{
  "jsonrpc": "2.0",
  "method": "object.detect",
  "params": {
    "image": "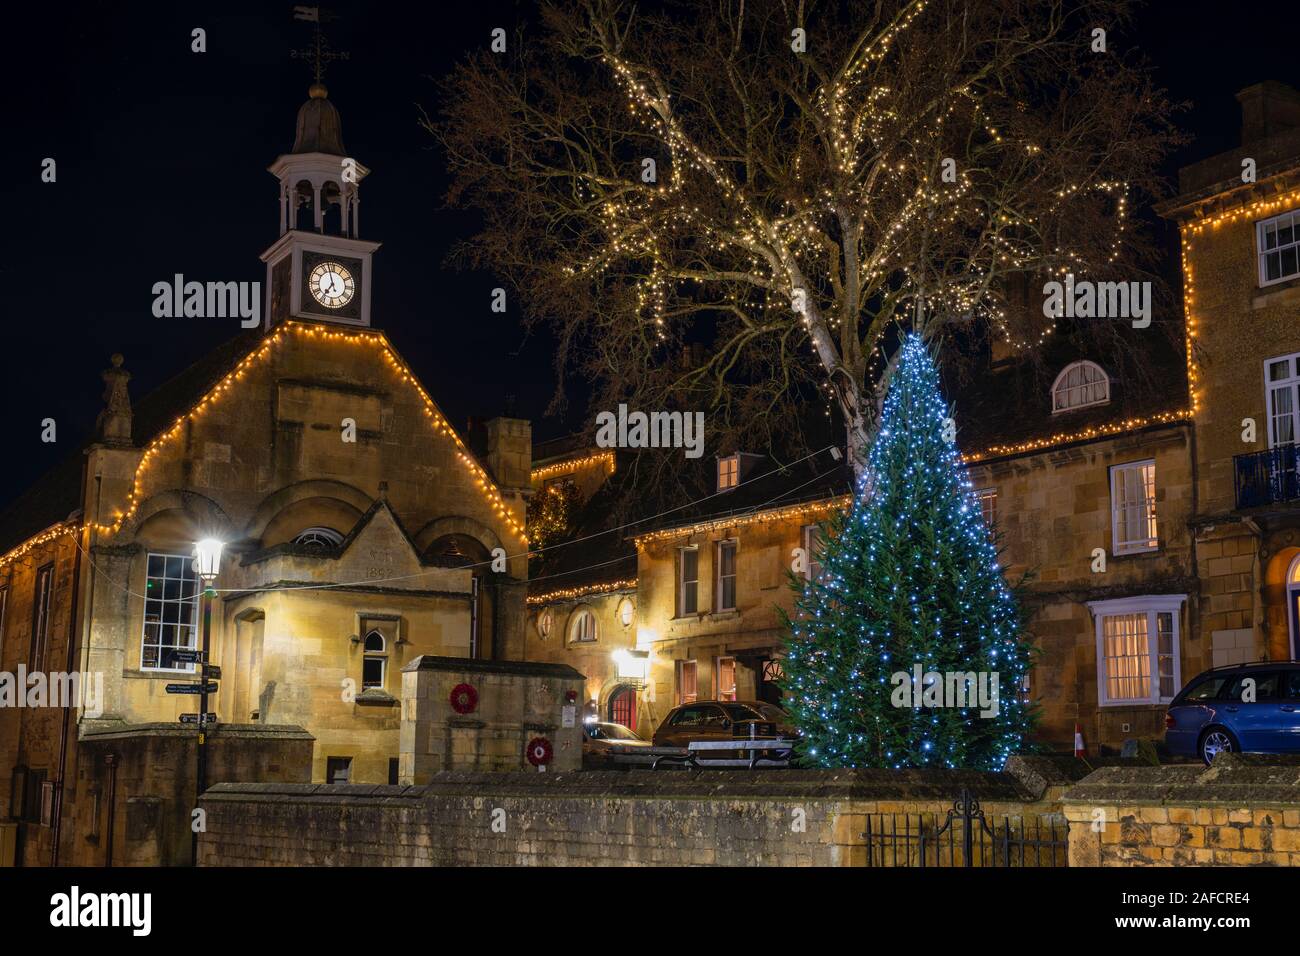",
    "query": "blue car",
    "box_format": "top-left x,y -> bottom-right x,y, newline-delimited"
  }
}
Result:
1165,662 -> 1300,764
